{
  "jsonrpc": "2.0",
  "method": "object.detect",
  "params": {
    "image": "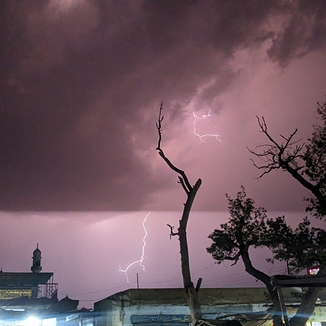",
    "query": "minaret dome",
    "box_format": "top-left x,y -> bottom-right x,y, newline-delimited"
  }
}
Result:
31,243 -> 42,273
